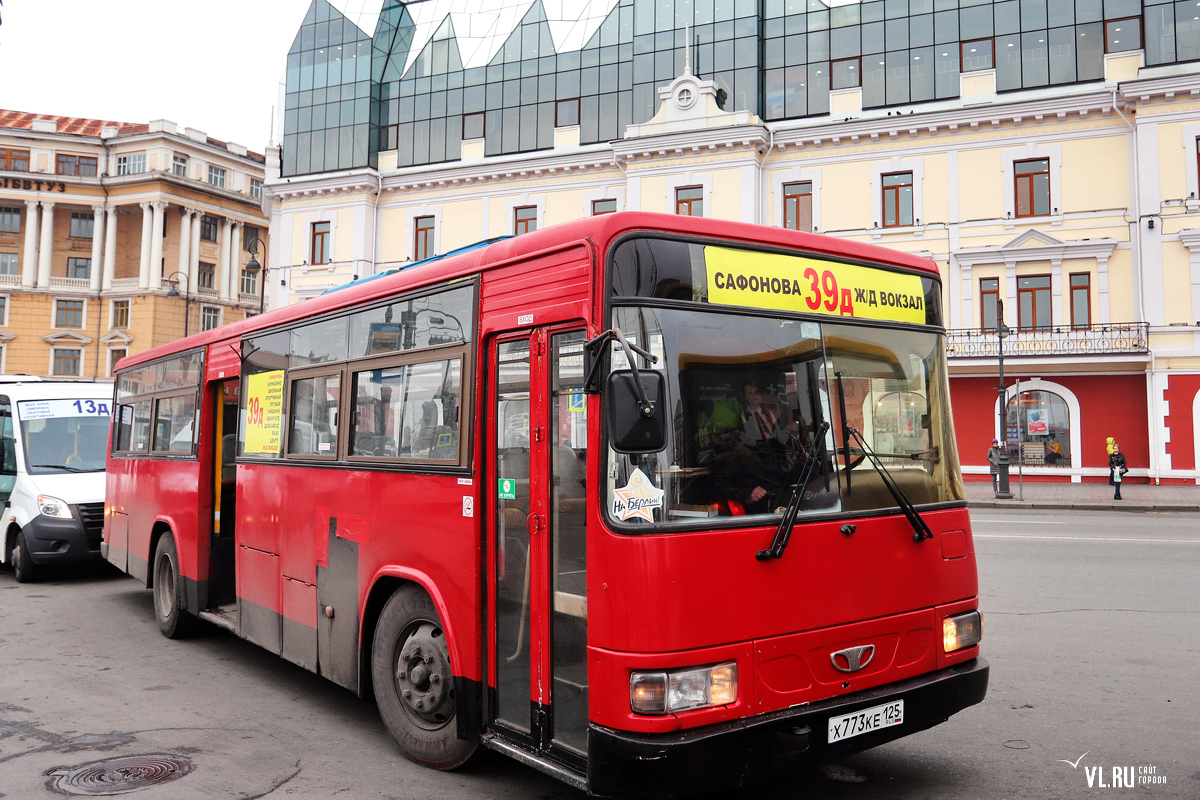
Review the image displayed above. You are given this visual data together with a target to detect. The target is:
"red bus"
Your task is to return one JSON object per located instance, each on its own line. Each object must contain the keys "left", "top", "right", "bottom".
{"left": 104, "top": 212, "right": 987, "bottom": 796}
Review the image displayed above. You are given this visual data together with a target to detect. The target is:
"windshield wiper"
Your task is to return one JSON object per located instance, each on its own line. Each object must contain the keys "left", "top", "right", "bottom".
{"left": 841, "top": 425, "right": 933, "bottom": 543}
{"left": 30, "top": 464, "right": 88, "bottom": 473}
{"left": 756, "top": 421, "right": 830, "bottom": 561}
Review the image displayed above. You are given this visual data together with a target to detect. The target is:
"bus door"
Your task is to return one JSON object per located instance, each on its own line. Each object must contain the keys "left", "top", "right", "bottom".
{"left": 491, "top": 327, "right": 589, "bottom": 762}
{"left": 209, "top": 379, "right": 238, "bottom": 608}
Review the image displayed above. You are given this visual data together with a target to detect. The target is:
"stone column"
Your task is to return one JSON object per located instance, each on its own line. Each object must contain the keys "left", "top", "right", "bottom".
{"left": 89, "top": 205, "right": 106, "bottom": 293}
{"left": 21, "top": 200, "right": 39, "bottom": 288}
{"left": 102, "top": 206, "right": 118, "bottom": 291}
{"left": 189, "top": 212, "right": 202, "bottom": 294}
{"left": 138, "top": 201, "right": 153, "bottom": 289}
{"left": 36, "top": 201, "right": 55, "bottom": 288}
{"left": 219, "top": 218, "right": 234, "bottom": 300}
{"left": 149, "top": 200, "right": 168, "bottom": 290}
{"left": 176, "top": 208, "right": 194, "bottom": 288}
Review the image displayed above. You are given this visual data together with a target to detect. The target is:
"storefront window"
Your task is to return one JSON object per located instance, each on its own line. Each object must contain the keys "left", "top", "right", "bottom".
{"left": 1006, "top": 389, "right": 1070, "bottom": 468}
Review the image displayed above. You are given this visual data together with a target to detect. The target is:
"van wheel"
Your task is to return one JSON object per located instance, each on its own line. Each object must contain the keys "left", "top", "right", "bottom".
{"left": 372, "top": 585, "right": 477, "bottom": 769}
{"left": 153, "top": 533, "right": 197, "bottom": 639}
{"left": 12, "top": 531, "right": 37, "bottom": 583}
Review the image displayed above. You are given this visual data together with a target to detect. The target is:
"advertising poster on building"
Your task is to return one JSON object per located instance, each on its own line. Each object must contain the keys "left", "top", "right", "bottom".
{"left": 1027, "top": 408, "right": 1048, "bottom": 436}
{"left": 244, "top": 370, "right": 285, "bottom": 455}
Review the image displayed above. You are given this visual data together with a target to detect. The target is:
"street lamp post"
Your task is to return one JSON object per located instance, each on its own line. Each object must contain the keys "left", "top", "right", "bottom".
{"left": 243, "top": 237, "right": 267, "bottom": 314}
{"left": 164, "top": 271, "right": 192, "bottom": 339}
{"left": 995, "top": 299, "right": 1014, "bottom": 499}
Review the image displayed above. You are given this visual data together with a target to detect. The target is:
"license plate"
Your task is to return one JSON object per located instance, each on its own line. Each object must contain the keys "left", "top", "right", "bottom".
{"left": 827, "top": 699, "right": 904, "bottom": 743}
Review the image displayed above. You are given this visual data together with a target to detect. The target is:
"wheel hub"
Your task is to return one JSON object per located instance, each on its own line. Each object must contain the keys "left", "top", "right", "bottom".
{"left": 395, "top": 622, "right": 454, "bottom": 725}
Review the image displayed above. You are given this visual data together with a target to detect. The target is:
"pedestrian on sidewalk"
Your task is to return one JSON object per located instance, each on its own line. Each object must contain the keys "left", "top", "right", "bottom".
{"left": 1109, "top": 443, "right": 1128, "bottom": 499}
{"left": 987, "top": 438, "right": 1003, "bottom": 491}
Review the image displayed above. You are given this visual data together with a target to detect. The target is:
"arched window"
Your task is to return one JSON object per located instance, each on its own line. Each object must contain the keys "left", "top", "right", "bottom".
{"left": 1006, "top": 389, "right": 1070, "bottom": 468}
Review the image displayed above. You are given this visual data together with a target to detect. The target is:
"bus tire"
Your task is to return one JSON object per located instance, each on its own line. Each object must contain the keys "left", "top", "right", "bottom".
{"left": 153, "top": 533, "right": 197, "bottom": 639}
{"left": 372, "top": 585, "right": 477, "bottom": 770}
{"left": 12, "top": 531, "right": 37, "bottom": 583}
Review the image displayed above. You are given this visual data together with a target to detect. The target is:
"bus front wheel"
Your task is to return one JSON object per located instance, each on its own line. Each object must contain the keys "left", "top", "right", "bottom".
{"left": 153, "top": 533, "right": 197, "bottom": 639}
{"left": 372, "top": 585, "right": 477, "bottom": 769}
{"left": 11, "top": 531, "right": 37, "bottom": 583}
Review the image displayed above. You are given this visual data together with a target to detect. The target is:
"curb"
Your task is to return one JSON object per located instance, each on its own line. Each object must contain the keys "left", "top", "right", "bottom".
{"left": 967, "top": 500, "right": 1200, "bottom": 513}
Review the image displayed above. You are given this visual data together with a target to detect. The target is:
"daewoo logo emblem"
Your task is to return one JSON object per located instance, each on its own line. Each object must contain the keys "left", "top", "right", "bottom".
{"left": 830, "top": 645, "right": 876, "bottom": 673}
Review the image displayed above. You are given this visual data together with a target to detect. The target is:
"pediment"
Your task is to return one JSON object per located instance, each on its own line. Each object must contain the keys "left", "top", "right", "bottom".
{"left": 42, "top": 330, "right": 94, "bottom": 345}
{"left": 101, "top": 330, "right": 134, "bottom": 345}
{"left": 1002, "top": 228, "right": 1066, "bottom": 248}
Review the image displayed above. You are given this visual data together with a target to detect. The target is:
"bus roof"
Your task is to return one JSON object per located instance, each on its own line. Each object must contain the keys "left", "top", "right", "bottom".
{"left": 117, "top": 212, "right": 939, "bottom": 371}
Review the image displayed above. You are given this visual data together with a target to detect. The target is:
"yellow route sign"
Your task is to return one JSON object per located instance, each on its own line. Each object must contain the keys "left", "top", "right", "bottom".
{"left": 244, "top": 370, "right": 285, "bottom": 455}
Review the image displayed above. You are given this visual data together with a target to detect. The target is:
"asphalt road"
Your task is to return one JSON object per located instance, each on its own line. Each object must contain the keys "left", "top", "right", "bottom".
{"left": 1, "top": 508, "right": 1197, "bottom": 799}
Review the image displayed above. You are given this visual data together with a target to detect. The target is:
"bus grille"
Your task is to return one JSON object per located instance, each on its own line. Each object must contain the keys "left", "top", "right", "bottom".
{"left": 77, "top": 502, "right": 104, "bottom": 548}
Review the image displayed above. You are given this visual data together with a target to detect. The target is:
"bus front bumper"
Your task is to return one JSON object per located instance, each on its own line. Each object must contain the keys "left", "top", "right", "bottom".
{"left": 21, "top": 514, "right": 102, "bottom": 566}
{"left": 586, "top": 657, "right": 988, "bottom": 799}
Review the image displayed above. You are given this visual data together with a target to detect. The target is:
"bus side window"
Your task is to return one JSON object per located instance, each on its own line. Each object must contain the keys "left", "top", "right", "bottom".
{"left": 0, "top": 398, "right": 14, "bottom": 504}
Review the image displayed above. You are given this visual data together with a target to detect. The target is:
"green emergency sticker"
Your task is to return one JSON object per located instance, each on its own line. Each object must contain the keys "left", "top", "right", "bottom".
{"left": 498, "top": 478, "right": 517, "bottom": 500}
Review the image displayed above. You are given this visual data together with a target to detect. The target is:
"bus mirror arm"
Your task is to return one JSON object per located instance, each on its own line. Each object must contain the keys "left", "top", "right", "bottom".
{"left": 757, "top": 421, "right": 829, "bottom": 562}
{"left": 585, "top": 328, "right": 659, "bottom": 417}
{"left": 843, "top": 425, "right": 934, "bottom": 543}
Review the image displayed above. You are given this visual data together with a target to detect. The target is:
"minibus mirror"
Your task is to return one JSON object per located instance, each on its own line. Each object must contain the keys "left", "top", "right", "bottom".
{"left": 606, "top": 370, "right": 667, "bottom": 454}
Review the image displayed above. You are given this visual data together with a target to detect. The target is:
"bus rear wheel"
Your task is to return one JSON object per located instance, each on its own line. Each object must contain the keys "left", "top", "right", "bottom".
{"left": 11, "top": 531, "right": 37, "bottom": 583}
{"left": 372, "top": 585, "right": 477, "bottom": 769}
{"left": 153, "top": 533, "right": 197, "bottom": 639}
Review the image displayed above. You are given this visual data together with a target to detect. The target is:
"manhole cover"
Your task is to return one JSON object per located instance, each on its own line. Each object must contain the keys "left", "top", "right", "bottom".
{"left": 47, "top": 754, "right": 194, "bottom": 796}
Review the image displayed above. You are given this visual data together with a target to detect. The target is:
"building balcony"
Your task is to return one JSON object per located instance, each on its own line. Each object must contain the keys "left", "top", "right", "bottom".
{"left": 946, "top": 323, "right": 1150, "bottom": 358}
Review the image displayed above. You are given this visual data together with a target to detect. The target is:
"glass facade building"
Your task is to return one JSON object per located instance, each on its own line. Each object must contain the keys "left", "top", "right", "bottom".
{"left": 282, "top": 0, "right": 1200, "bottom": 177}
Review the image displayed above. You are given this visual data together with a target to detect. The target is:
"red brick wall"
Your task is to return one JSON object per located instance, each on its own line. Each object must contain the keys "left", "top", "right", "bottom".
{"left": 1163, "top": 374, "right": 1200, "bottom": 471}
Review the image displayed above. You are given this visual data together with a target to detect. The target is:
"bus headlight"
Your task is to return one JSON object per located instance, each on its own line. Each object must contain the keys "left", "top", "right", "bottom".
{"left": 943, "top": 610, "right": 982, "bottom": 653}
{"left": 630, "top": 662, "right": 737, "bottom": 715}
{"left": 36, "top": 495, "right": 73, "bottom": 520}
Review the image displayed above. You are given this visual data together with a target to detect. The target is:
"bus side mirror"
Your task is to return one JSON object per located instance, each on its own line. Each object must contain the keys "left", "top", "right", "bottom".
{"left": 605, "top": 370, "right": 667, "bottom": 454}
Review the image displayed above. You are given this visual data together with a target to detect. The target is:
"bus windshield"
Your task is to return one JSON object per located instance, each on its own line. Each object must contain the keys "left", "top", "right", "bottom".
{"left": 18, "top": 399, "right": 112, "bottom": 474}
{"left": 604, "top": 306, "right": 964, "bottom": 528}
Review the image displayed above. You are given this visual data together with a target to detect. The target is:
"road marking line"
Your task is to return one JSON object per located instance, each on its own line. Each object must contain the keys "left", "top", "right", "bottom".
{"left": 974, "top": 533, "right": 1200, "bottom": 543}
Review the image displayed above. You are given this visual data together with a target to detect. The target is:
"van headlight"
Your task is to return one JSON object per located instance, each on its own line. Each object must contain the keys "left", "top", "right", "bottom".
{"left": 630, "top": 662, "right": 737, "bottom": 715}
{"left": 37, "top": 495, "right": 74, "bottom": 520}
{"left": 943, "top": 610, "right": 982, "bottom": 653}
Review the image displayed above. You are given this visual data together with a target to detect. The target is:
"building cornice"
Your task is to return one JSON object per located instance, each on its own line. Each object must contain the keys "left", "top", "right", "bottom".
{"left": 953, "top": 228, "right": 1119, "bottom": 267}
{"left": 612, "top": 123, "right": 771, "bottom": 166}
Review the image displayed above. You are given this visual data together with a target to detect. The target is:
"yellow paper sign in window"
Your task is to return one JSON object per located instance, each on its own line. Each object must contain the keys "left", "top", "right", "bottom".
{"left": 705, "top": 246, "right": 927, "bottom": 324}
{"left": 244, "top": 370, "right": 285, "bottom": 455}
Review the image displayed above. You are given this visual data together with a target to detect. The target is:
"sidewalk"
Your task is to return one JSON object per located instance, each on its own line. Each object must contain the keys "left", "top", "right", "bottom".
{"left": 965, "top": 479, "right": 1200, "bottom": 512}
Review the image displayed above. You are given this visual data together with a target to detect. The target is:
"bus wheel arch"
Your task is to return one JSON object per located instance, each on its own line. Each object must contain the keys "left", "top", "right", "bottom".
{"left": 370, "top": 582, "right": 478, "bottom": 770}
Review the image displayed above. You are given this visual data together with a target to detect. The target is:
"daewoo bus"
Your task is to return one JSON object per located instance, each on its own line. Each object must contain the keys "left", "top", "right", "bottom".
{"left": 104, "top": 212, "right": 987, "bottom": 797}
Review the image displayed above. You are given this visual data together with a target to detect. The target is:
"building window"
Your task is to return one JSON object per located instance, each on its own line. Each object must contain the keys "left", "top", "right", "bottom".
{"left": 592, "top": 199, "right": 617, "bottom": 215}
{"left": 108, "top": 348, "right": 127, "bottom": 377}
{"left": 311, "top": 221, "right": 331, "bottom": 265}
{"left": 513, "top": 206, "right": 538, "bottom": 234}
{"left": 55, "top": 299, "right": 84, "bottom": 328}
{"left": 116, "top": 153, "right": 146, "bottom": 175}
{"left": 173, "top": 154, "right": 188, "bottom": 177}
{"left": 0, "top": 295, "right": 7, "bottom": 325}
{"left": 882, "top": 172, "right": 914, "bottom": 227}
{"left": 556, "top": 98, "right": 580, "bottom": 127}
{"left": 200, "top": 215, "right": 218, "bottom": 242}
{"left": 0, "top": 206, "right": 19, "bottom": 233}
{"left": 53, "top": 348, "right": 81, "bottom": 377}
{"left": 241, "top": 268, "right": 259, "bottom": 296}
{"left": 831, "top": 58, "right": 861, "bottom": 89}
{"left": 676, "top": 186, "right": 704, "bottom": 216}
{"left": 1105, "top": 17, "right": 1142, "bottom": 53}
{"left": 462, "top": 112, "right": 485, "bottom": 140}
{"left": 0, "top": 148, "right": 30, "bottom": 172}
{"left": 201, "top": 306, "right": 221, "bottom": 331}
{"left": 243, "top": 225, "right": 260, "bottom": 251}
{"left": 208, "top": 165, "right": 227, "bottom": 187}
{"left": 1018, "top": 275, "right": 1052, "bottom": 331}
{"left": 980, "top": 278, "right": 1000, "bottom": 332}
{"left": 250, "top": 178, "right": 263, "bottom": 199}
{"left": 1006, "top": 390, "right": 1071, "bottom": 467}
{"left": 111, "top": 299, "right": 130, "bottom": 329}
{"left": 198, "top": 262, "right": 215, "bottom": 290}
{"left": 961, "top": 38, "right": 994, "bottom": 71}
{"left": 70, "top": 211, "right": 94, "bottom": 238}
{"left": 1015, "top": 159, "right": 1051, "bottom": 218}
{"left": 414, "top": 216, "right": 435, "bottom": 261}
{"left": 0, "top": 254, "right": 17, "bottom": 276}
{"left": 67, "top": 257, "right": 91, "bottom": 280}
{"left": 1070, "top": 273, "right": 1091, "bottom": 329}
{"left": 57, "top": 154, "right": 98, "bottom": 177}
{"left": 782, "top": 182, "right": 813, "bottom": 231}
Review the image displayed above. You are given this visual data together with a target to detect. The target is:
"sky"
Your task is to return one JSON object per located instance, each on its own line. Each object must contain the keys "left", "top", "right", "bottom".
{"left": 0, "top": 0, "right": 320, "bottom": 152}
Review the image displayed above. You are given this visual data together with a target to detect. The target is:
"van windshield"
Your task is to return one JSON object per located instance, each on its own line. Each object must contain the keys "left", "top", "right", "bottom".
{"left": 18, "top": 399, "right": 112, "bottom": 474}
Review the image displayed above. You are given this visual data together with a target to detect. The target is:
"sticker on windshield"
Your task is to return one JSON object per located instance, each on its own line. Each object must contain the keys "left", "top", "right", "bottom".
{"left": 611, "top": 468, "right": 665, "bottom": 522}
{"left": 19, "top": 399, "right": 112, "bottom": 419}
